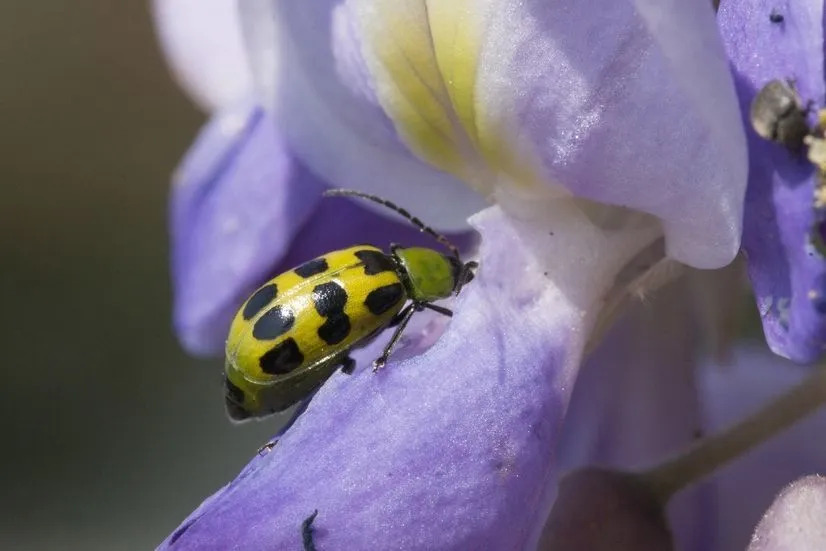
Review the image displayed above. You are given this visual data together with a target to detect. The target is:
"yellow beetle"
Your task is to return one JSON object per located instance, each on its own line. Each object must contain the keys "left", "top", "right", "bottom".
{"left": 224, "top": 190, "right": 477, "bottom": 420}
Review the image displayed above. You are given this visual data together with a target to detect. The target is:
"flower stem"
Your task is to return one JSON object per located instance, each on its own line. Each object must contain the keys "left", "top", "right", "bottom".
{"left": 641, "top": 363, "right": 826, "bottom": 503}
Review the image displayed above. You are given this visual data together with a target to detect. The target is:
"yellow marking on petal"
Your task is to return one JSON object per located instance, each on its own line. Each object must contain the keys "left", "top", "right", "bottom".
{"left": 364, "top": 1, "right": 466, "bottom": 180}
{"left": 425, "top": 2, "right": 481, "bottom": 147}
{"left": 360, "top": 0, "right": 540, "bottom": 194}
{"left": 360, "top": 0, "right": 546, "bottom": 197}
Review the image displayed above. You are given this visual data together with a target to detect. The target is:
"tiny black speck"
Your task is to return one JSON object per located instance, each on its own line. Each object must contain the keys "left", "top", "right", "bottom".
{"left": 365, "top": 283, "right": 404, "bottom": 315}
{"left": 259, "top": 337, "right": 305, "bottom": 375}
{"left": 769, "top": 10, "right": 784, "bottom": 23}
{"left": 242, "top": 283, "right": 277, "bottom": 320}
{"left": 294, "top": 258, "right": 329, "bottom": 278}
{"left": 253, "top": 306, "right": 295, "bottom": 340}
{"left": 355, "top": 249, "right": 396, "bottom": 275}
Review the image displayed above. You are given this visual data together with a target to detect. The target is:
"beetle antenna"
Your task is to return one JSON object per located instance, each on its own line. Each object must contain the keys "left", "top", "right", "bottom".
{"left": 323, "top": 189, "right": 461, "bottom": 260}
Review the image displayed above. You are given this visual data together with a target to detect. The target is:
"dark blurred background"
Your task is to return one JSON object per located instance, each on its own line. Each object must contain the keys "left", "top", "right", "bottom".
{"left": 0, "top": 3, "right": 274, "bottom": 548}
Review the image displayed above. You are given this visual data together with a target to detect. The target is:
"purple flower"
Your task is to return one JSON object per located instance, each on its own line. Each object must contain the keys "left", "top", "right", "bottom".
{"left": 718, "top": 0, "right": 826, "bottom": 363}
{"left": 149, "top": 1, "right": 778, "bottom": 549}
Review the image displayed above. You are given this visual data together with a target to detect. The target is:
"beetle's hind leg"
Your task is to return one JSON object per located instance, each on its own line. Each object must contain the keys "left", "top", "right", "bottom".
{"left": 340, "top": 355, "right": 356, "bottom": 375}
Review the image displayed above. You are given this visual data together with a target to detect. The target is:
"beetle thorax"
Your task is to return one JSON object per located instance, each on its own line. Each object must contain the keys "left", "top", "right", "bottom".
{"left": 393, "top": 247, "right": 456, "bottom": 302}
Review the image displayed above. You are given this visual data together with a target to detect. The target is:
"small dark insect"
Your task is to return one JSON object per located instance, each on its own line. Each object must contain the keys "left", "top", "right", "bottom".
{"left": 750, "top": 79, "right": 809, "bottom": 151}
{"left": 257, "top": 440, "right": 277, "bottom": 456}
{"left": 302, "top": 509, "right": 319, "bottom": 551}
{"left": 769, "top": 9, "right": 784, "bottom": 23}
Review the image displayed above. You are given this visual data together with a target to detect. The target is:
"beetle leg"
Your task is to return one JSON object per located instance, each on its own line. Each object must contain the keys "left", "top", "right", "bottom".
{"left": 373, "top": 304, "right": 421, "bottom": 371}
{"left": 388, "top": 302, "right": 415, "bottom": 327}
{"left": 340, "top": 355, "right": 356, "bottom": 375}
{"left": 257, "top": 440, "right": 278, "bottom": 456}
{"left": 421, "top": 302, "right": 453, "bottom": 317}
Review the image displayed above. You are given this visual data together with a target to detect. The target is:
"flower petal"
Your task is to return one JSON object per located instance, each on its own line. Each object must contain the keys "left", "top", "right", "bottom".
{"left": 349, "top": 0, "right": 745, "bottom": 268}
{"left": 699, "top": 344, "right": 826, "bottom": 550}
{"left": 718, "top": 0, "right": 826, "bottom": 362}
{"left": 171, "top": 103, "right": 325, "bottom": 355}
{"left": 159, "top": 200, "right": 661, "bottom": 550}
{"left": 151, "top": 0, "right": 252, "bottom": 111}
{"left": 237, "top": 0, "right": 487, "bottom": 232}
{"left": 540, "top": 469, "right": 673, "bottom": 551}
{"left": 555, "top": 275, "right": 713, "bottom": 550}
{"left": 748, "top": 475, "right": 826, "bottom": 551}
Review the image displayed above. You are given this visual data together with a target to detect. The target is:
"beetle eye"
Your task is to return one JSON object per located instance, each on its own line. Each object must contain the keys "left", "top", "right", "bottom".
{"left": 456, "top": 262, "right": 477, "bottom": 292}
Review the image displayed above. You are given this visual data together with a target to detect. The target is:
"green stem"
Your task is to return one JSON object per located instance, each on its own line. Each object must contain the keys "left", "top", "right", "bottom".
{"left": 641, "top": 363, "right": 826, "bottom": 503}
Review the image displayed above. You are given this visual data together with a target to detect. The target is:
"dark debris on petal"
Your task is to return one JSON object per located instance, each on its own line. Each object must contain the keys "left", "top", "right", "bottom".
{"left": 719, "top": 0, "right": 826, "bottom": 363}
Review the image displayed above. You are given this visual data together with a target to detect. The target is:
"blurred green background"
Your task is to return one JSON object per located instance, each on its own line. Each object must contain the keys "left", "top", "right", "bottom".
{"left": 0, "top": 3, "right": 274, "bottom": 548}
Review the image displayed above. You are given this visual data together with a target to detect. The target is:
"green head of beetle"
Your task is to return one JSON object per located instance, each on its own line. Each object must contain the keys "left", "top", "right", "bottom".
{"left": 393, "top": 246, "right": 476, "bottom": 302}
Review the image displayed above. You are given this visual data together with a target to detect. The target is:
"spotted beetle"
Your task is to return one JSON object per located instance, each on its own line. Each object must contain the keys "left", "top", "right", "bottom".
{"left": 223, "top": 189, "right": 478, "bottom": 420}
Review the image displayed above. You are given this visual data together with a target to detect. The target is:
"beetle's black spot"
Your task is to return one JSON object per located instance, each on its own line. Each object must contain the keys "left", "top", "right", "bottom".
{"left": 318, "top": 314, "right": 351, "bottom": 345}
{"left": 313, "top": 282, "right": 351, "bottom": 345}
{"left": 259, "top": 338, "right": 305, "bottom": 375}
{"left": 242, "top": 283, "right": 278, "bottom": 320}
{"left": 312, "top": 282, "right": 348, "bottom": 316}
{"left": 253, "top": 306, "right": 295, "bottom": 340}
{"left": 365, "top": 283, "right": 404, "bottom": 315}
{"left": 294, "top": 258, "right": 329, "bottom": 278}
{"left": 224, "top": 379, "right": 249, "bottom": 420}
{"left": 355, "top": 249, "right": 396, "bottom": 275}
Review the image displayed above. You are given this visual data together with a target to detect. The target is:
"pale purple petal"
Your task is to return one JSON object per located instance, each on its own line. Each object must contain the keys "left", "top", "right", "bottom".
{"left": 719, "top": 0, "right": 826, "bottom": 362}
{"left": 238, "top": 0, "right": 495, "bottom": 232}
{"left": 555, "top": 278, "right": 711, "bottom": 551}
{"left": 159, "top": 200, "right": 662, "bottom": 550}
{"left": 473, "top": 0, "right": 746, "bottom": 268}
{"left": 248, "top": 0, "right": 746, "bottom": 267}
{"left": 748, "top": 475, "right": 826, "bottom": 551}
{"left": 171, "top": 103, "right": 325, "bottom": 355}
{"left": 699, "top": 344, "right": 826, "bottom": 550}
{"left": 151, "top": 0, "right": 252, "bottom": 111}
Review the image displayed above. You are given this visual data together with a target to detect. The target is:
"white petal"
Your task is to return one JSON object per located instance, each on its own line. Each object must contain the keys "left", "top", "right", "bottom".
{"left": 152, "top": 0, "right": 252, "bottom": 111}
